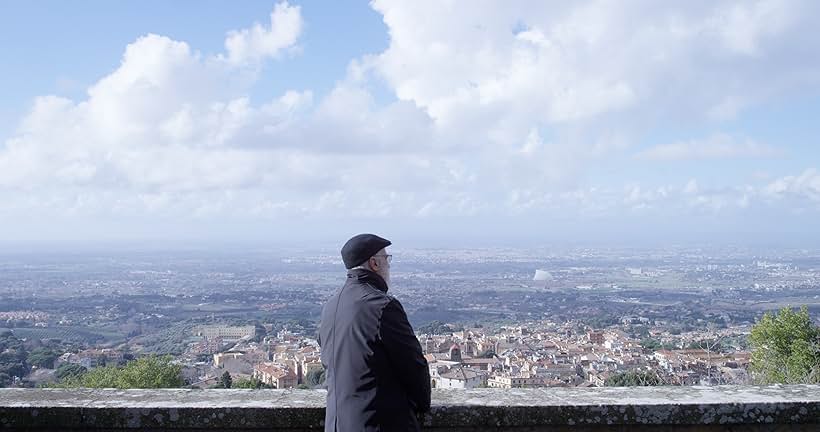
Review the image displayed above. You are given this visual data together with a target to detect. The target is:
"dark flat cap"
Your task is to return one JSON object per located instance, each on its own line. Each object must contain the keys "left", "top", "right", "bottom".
{"left": 341, "top": 233, "right": 391, "bottom": 269}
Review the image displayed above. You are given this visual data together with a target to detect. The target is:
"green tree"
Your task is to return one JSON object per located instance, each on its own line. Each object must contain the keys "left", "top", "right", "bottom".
{"left": 55, "top": 356, "right": 184, "bottom": 389}
{"left": 417, "top": 320, "right": 453, "bottom": 335}
{"left": 55, "top": 363, "right": 87, "bottom": 380}
{"left": 0, "top": 372, "right": 12, "bottom": 387}
{"left": 749, "top": 306, "right": 820, "bottom": 384}
{"left": 0, "top": 331, "right": 28, "bottom": 382}
{"left": 605, "top": 370, "right": 663, "bottom": 386}
{"left": 640, "top": 338, "right": 662, "bottom": 351}
{"left": 217, "top": 371, "right": 233, "bottom": 389}
{"left": 27, "top": 348, "right": 58, "bottom": 369}
{"left": 233, "top": 376, "right": 270, "bottom": 389}
{"left": 305, "top": 367, "right": 326, "bottom": 387}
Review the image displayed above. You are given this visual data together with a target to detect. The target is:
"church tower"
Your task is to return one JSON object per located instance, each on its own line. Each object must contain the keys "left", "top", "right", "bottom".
{"left": 449, "top": 343, "right": 462, "bottom": 362}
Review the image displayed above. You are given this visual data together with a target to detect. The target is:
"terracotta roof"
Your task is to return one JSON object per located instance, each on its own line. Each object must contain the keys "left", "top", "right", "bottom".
{"left": 253, "top": 362, "right": 292, "bottom": 377}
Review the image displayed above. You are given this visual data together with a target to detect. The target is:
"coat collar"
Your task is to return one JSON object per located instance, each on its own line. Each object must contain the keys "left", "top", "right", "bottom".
{"left": 347, "top": 268, "right": 389, "bottom": 293}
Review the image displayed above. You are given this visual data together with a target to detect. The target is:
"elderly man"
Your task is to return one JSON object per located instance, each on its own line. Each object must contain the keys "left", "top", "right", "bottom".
{"left": 319, "top": 233, "right": 431, "bottom": 431}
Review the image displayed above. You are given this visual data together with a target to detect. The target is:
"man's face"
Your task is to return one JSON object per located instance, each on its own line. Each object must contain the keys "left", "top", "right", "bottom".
{"left": 369, "top": 247, "right": 391, "bottom": 285}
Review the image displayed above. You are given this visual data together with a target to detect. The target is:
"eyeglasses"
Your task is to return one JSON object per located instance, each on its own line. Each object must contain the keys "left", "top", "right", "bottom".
{"left": 373, "top": 254, "right": 392, "bottom": 264}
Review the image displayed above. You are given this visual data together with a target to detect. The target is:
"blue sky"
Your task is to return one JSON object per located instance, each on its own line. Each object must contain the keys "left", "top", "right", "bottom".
{"left": 0, "top": 1, "right": 389, "bottom": 136}
{"left": 1, "top": 1, "right": 819, "bottom": 248}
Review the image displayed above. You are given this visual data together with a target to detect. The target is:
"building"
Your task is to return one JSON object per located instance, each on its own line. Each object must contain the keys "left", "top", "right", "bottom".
{"left": 56, "top": 349, "right": 124, "bottom": 370}
{"left": 462, "top": 338, "right": 478, "bottom": 356}
{"left": 587, "top": 371, "right": 613, "bottom": 387}
{"left": 487, "top": 375, "right": 545, "bottom": 388}
{"left": 436, "top": 366, "right": 487, "bottom": 389}
{"left": 253, "top": 362, "right": 297, "bottom": 389}
{"left": 194, "top": 325, "right": 256, "bottom": 342}
{"left": 213, "top": 352, "right": 253, "bottom": 375}
{"left": 587, "top": 331, "right": 605, "bottom": 345}
{"left": 449, "top": 344, "right": 462, "bottom": 363}
{"left": 299, "top": 357, "right": 323, "bottom": 380}
{"left": 190, "top": 337, "right": 224, "bottom": 355}
{"left": 213, "top": 352, "right": 244, "bottom": 367}
{"left": 461, "top": 357, "right": 502, "bottom": 372}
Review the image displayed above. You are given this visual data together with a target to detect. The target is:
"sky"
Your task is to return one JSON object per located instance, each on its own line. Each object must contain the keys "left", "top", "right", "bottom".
{"left": 1, "top": 0, "right": 819, "bottom": 249}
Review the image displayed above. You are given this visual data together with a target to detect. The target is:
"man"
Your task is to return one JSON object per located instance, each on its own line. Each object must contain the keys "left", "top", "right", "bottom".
{"left": 319, "top": 233, "right": 431, "bottom": 431}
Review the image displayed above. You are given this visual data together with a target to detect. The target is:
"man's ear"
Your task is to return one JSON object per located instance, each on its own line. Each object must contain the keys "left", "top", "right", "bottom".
{"left": 370, "top": 257, "right": 379, "bottom": 270}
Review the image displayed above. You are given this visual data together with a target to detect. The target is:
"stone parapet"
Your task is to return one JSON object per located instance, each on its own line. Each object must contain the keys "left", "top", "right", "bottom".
{"left": 1, "top": 385, "right": 818, "bottom": 431}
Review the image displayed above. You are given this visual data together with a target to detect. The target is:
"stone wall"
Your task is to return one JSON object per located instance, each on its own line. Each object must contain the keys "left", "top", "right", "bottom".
{"left": 1, "top": 385, "right": 818, "bottom": 431}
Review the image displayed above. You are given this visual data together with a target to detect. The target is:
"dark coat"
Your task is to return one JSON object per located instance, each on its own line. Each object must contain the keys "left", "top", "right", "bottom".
{"left": 319, "top": 269, "right": 431, "bottom": 431}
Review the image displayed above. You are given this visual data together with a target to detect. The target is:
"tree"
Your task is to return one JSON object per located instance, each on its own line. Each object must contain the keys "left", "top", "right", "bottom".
{"left": 0, "top": 331, "right": 28, "bottom": 383}
{"left": 749, "top": 306, "right": 820, "bottom": 384}
{"left": 217, "top": 371, "right": 233, "bottom": 389}
{"left": 27, "top": 348, "right": 58, "bottom": 369}
{"left": 695, "top": 322, "right": 726, "bottom": 385}
{"left": 605, "top": 370, "right": 663, "bottom": 387}
{"left": 640, "top": 338, "right": 662, "bottom": 351}
{"left": 55, "top": 363, "right": 87, "bottom": 380}
{"left": 233, "top": 376, "right": 270, "bottom": 389}
{"left": 305, "top": 367, "right": 326, "bottom": 387}
{"left": 416, "top": 320, "right": 453, "bottom": 335}
{"left": 0, "top": 372, "right": 12, "bottom": 387}
{"left": 55, "top": 355, "right": 184, "bottom": 389}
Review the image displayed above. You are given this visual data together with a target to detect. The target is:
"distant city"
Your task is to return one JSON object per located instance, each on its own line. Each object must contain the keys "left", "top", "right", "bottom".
{"left": 1, "top": 245, "right": 819, "bottom": 389}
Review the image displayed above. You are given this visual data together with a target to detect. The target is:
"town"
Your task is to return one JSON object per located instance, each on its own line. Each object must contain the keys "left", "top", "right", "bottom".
{"left": 1, "top": 245, "right": 818, "bottom": 389}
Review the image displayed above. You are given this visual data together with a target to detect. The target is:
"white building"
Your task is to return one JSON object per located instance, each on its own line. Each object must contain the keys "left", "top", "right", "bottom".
{"left": 435, "top": 366, "right": 487, "bottom": 389}
{"left": 487, "top": 375, "right": 544, "bottom": 388}
{"left": 213, "top": 352, "right": 253, "bottom": 375}
{"left": 195, "top": 325, "right": 256, "bottom": 342}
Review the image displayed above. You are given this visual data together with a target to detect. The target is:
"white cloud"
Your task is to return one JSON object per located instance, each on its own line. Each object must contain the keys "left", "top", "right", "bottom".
{"left": 635, "top": 133, "right": 780, "bottom": 161}
{"left": 0, "top": 3, "right": 321, "bottom": 200}
{"left": 713, "top": 0, "right": 798, "bottom": 56}
{"left": 1, "top": 0, "right": 820, "bottom": 236}
{"left": 223, "top": 1, "right": 303, "bottom": 65}
{"left": 370, "top": 0, "right": 819, "bottom": 129}
{"left": 762, "top": 169, "right": 820, "bottom": 202}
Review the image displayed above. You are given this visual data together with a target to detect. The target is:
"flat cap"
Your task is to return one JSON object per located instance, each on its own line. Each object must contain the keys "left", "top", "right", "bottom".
{"left": 341, "top": 233, "right": 392, "bottom": 269}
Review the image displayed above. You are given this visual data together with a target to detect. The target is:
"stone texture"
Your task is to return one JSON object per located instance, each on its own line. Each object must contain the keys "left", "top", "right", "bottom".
{"left": 0, "top": 385, "right": 818, "bottom": 431}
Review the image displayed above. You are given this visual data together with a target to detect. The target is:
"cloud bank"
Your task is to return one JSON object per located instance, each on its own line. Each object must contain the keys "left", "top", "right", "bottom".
{"left": 1, "top": 0, "right": 819, "bottom": 243}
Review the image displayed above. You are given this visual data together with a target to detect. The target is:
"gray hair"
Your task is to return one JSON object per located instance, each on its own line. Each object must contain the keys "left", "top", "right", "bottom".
{"left": 352, "top": 259, "right": 374, "bottom": 272}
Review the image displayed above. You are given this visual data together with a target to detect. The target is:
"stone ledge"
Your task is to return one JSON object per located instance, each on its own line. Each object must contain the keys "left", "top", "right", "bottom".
{"left": 0, "top": 385, "right": 818, "bottom": 431}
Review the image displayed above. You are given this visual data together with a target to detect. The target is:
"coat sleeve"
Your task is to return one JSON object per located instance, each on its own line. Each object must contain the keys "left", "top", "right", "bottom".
{"left": 380, "top": 298, "right": 431, "bottom": 413}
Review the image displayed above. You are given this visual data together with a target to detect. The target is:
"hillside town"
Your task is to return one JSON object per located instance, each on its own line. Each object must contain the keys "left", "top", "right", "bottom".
{"left": 1, "top": 246, "right": 817, "bottom": 388}
{"left": 158, "top": 319, "right": 753, "bottom": 390}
